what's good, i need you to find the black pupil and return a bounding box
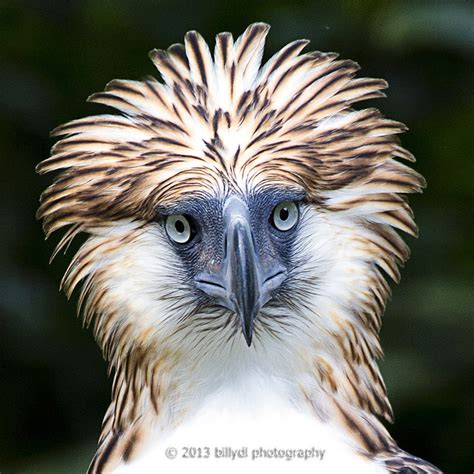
[175,219,185,233]
[279,207,289,221]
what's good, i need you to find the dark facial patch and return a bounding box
[157,188,305,288]
[156,195,224,279]
[245,188,305,273]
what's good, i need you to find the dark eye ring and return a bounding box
[270,201,299,231]
[165,214,196,244]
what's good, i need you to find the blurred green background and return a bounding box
[0,0,472,472]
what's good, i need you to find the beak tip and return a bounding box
[241,313,255,347]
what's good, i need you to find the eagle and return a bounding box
[37,23,441,474]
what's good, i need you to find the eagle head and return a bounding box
[37,23,425,430]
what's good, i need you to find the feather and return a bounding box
[377,448,443,473]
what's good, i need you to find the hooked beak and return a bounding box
[196,197,285,346]
[224,203,259,345]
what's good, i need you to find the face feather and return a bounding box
[37,23,427,463]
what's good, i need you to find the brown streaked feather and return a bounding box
[331,398,396,455]
[88,418,148,474]
[377,449,443,473]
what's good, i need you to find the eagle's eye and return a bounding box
[271,201,299,231]
[165,214,196,244]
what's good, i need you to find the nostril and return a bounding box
[196,278,224,290]
[263,268,286,285]
[262,268,287,296]
[194,272,227,299]
[194,272,236,313]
